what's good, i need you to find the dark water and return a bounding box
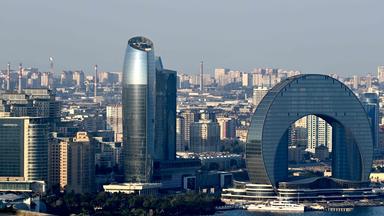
[216,207,384,216]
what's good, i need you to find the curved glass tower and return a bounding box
[122,37,156,183]
[246,74,373,187]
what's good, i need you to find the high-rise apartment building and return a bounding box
[106,104,123,142]
[353,75,359,89]
[242,73,253,87]
[307,115,332,153]
[176,115,185,151]
[67,132,95,194]
[361,92,379,149]
[190,119,220,153]
[0,117,48,182]
[216,117,236,140]
[253,87,269,108]
[180,110,197,150]
[215,68,228,86]
[378,66,384,83]
[49,136,69,190]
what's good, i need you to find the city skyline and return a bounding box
[1,0,384,76]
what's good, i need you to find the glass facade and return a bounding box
[122,37,156,183]
[0,117,48,182]
[246,74,373,187]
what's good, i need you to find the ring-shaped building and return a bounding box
[246,74,373,187]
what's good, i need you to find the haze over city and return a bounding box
[2,1,384,215]
[1,0,383,75]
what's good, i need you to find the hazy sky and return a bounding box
[0,0,383,76]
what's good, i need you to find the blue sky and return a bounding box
[0,0,383,76]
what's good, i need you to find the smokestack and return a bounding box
[6,63,10,91]
[49,57,54,89]
[200,60,204,93]
[18,63,22,93]
[94,64,98,103]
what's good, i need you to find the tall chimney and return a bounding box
[200,60,204,93]
[18,63,23,93]
[6,63,10,91]
[94,64,98,103]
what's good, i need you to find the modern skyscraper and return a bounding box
[0,117,48,182]
[155,58,177,160]
[122,36,157,183]
[361,92,379,149]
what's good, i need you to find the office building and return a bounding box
[361,92,379,149]
[155,58,177,161]
[122,36,179,182]
[247,74,373,186]
[0,88,60,130]
[0,117,48,182]
[222,74,375,204]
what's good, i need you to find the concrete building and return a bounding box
[180,110,197,150]
[216,117,236,140]
[252,87,269,108]
[176,115,185,151]
[307,115,332,153]
[0,117,49,182]
[49,136,69,190]
[378,66,384,83]
[0,88,60,130]
[67,132,95,194]
[190,119,220,153]
[106,104,123,142]
[242,73,252,87]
